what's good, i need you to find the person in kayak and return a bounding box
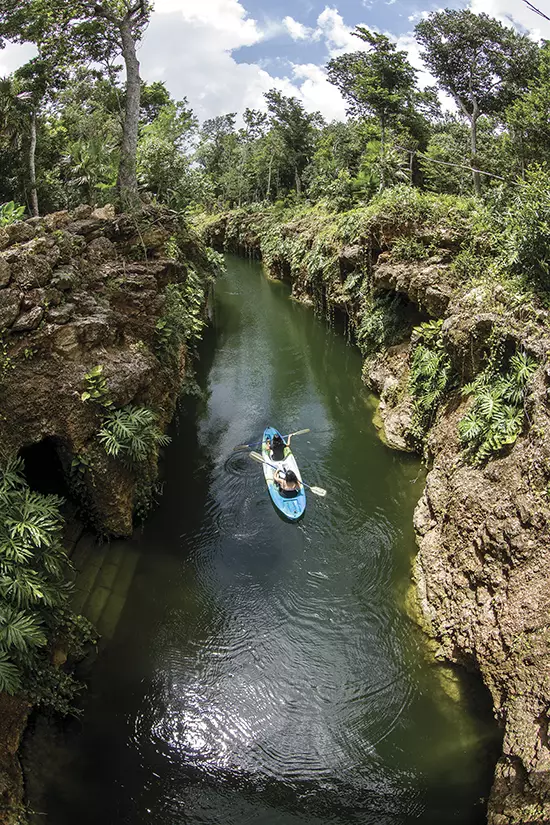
[269,433,292,461]
[274,468,301,497]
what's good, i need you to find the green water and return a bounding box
[25,255,498,824]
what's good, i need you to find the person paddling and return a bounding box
[269,433,292,461]
[274,468,301,497]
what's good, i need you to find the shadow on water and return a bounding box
[23,254,500,825]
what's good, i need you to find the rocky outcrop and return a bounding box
[0,694,29,825]
[0,205,213,535]
[202,207,550,824]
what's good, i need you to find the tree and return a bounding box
[0,0,153,206]
[505,41,550,174]
[264,90,323,197]
[327,27,417,189]
[415,10,538,195]
[137,98,197,207]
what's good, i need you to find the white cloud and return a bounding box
[0,42,37,77]
[138,1,350,122]
[283,16,313,41]
[153,0,263,48]
[314,7,359,55]
[291,63,347,120]
[467,0,550,38]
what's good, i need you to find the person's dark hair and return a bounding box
[272,434,283,446]
[285,470,298,484]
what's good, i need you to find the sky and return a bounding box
[1,0,549,123]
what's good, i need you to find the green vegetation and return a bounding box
[155,268,208,359]
[408,320,453,444]
[98,405,170,467]
[2,7,550,216]
[0,200,25,225]
[0,457,95,707]
[459,349,538,463]
[80,364,113,408]
[357,293,411,356]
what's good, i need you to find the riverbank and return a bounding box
[21,252,498,825]
[199,191,550,825]
[0,204,219,823]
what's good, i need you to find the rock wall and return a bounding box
[0,204,213,535]
[203,209,550,824]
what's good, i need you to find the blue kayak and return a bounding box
[261,427,306,521]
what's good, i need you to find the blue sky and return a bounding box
[0,0,547,122]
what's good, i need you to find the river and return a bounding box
[25,254,498,824]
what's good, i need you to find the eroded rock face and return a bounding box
[0,206,212,536]
[0,694,30,825]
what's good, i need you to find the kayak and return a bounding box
[261,427,306,521]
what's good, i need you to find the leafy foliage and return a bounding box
[459,350,537,463]
[155,267,208,359]
[357,292,411,356]
[0,200,25,225]
[80,364,113,408]
[501,167,550,290]
[408,320,453,443]
[98,405,170,467]
[0,456,92,704]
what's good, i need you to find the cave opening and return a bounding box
[19,437,71,499]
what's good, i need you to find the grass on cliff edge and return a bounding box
[195,174,550,310]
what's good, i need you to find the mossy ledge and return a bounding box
[200,191,550,825]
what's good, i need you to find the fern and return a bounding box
[98,405,170,467]
[459,349,537,463]
[408,319,453,444]
[0,651,21,694]
[0,456,88,704]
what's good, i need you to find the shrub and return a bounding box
[409,319,453,443]
[0,456,94,705]
[502,167,550,291]
[357,292,411,356]
[459,350,537,463]
[98,405,170,467]
[0,201,25,226]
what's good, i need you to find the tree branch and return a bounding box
[93,3,119,24]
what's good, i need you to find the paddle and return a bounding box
[249,451,327,498]
[233,428,310,451]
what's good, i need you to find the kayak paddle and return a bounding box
[234,428,310,451]
[249,451,327,497]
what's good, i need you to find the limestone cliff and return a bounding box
[0,204,214,536]
[202,206,550,825]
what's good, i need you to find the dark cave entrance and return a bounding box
[19,437,71,499]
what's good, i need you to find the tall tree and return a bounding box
[0,0,153,206]
[415,10,538,195]
[505,41,550,174]
[327,27,417,189]
[264,90,322,197]
[87,1,152,204]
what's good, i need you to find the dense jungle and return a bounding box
[0,2,550,824]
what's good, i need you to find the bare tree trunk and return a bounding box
[267,151,274,200]
[295,165,301,197]
[470,112,481,197]
[379,116,386,192]
[29,110,39,217]
[117,14,141,205]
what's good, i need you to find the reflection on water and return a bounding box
[24,255,499,825]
